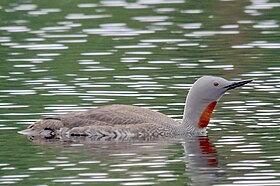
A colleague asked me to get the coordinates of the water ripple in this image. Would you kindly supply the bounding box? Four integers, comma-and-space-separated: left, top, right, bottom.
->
65, 13, 111, 20
185, 30, 239, 37
133, 16, 169, 22
0, 26, 30, 33
28, 8, 60, 15
85, 23, 154, 36
11, 43, 68, 50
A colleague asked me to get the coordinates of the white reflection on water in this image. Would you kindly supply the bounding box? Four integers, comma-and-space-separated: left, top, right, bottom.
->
0, 90, 36, 95
233, 41, 280, 49
181, 9, 203, 14
0, 103, 28, 109
246, 0, 280, 11
57, 39, 87, 43
28, 167, 55, 171
204, 65, 234, 71
7, 58, 52, 62
12, 4, 37, 11
0, 26, 30, 33
42, 34, 86, 39
77, 4, 98, 8
141, 39, 186, 43
81, 52, 113, 56
115, 43, 156, 49
133, 16, 169, 22
185, 31, 240, 37
179, 23, 202, 29
137, 0, 184, 5
0, 36, 11, 42
53, 178, 155, 184
66, 13, 111, 20
83, 23, 154, 36
28, 8, 61, 16
253, 20, 279, 29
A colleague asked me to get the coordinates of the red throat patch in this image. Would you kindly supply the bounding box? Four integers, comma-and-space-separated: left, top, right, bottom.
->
198, 101, 217, 128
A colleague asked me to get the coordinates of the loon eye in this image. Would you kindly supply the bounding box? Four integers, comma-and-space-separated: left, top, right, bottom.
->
213, 82, 219, 87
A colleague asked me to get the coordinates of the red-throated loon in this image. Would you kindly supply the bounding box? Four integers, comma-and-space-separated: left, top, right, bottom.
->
19, 76, 252, 140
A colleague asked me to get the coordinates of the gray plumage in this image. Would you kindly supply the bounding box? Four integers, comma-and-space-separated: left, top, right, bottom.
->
27, 104, 183, 140
22, 76, 252, 140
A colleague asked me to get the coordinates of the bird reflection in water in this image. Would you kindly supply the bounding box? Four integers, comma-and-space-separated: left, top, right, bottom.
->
24, 134, 225, 185
184, 135, 226, 185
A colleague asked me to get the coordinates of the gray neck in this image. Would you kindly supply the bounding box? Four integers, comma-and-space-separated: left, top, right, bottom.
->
182, 94, 208, 133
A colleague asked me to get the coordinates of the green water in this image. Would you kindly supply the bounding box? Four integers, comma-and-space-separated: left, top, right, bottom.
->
0, 0, 279, 185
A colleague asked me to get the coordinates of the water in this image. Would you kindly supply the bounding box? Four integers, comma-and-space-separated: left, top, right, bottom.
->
0, 0, 280, 185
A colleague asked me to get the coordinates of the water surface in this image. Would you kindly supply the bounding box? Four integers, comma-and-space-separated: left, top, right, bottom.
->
0, 0, 280, 185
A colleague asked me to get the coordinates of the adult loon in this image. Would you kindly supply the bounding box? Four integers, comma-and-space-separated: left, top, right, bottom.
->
20, 76, 252, 140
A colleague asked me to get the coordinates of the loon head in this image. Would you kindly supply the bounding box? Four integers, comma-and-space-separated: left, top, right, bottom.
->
183, 76, 253, 132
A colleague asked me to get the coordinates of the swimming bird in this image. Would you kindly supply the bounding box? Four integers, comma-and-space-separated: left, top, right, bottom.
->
20, 76, 252, 140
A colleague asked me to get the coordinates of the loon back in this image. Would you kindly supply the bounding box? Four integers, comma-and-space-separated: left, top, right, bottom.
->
23, 104, 179, 140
